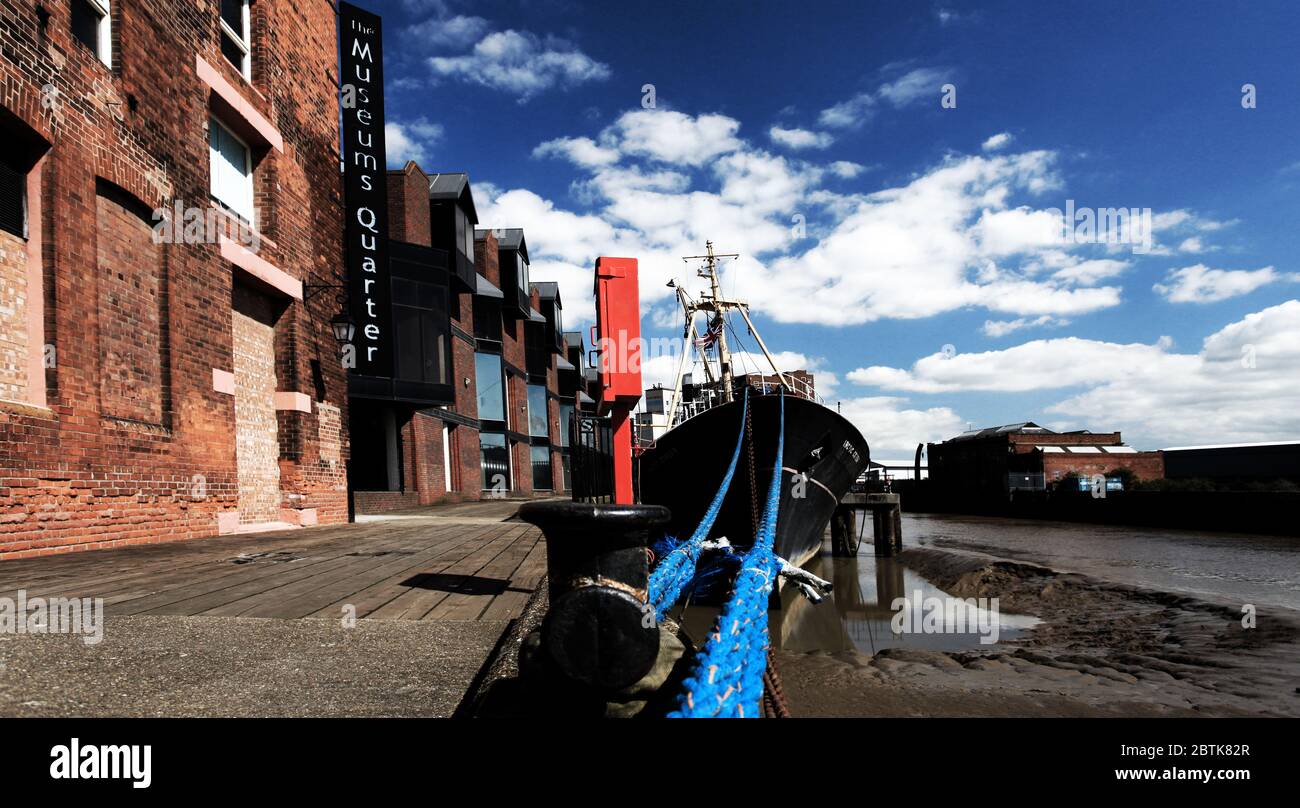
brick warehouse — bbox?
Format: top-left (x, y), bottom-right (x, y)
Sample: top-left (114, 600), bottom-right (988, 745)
top-left (348, 164), bottom-right (577, 514)
top-left (927, 422), bottom-right (1165, 500)
top-left (0, 1), bottom-right (349, 557)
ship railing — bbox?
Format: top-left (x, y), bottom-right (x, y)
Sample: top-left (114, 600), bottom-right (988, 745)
top-left (671, 376), bottom-right (825, 427)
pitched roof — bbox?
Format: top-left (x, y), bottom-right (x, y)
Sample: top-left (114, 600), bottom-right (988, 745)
top-left (490, 228), bottom-right (529, 262)
top-left (427, 172), bottom-right (478, 222)
top-left (949, 422), bottom-right (1055, 442)
top-left (532, 281), bottom-right (561, 307)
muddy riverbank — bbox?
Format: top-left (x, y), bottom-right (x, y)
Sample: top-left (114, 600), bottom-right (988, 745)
top-left (774, 546), bottom-right (1300, 717)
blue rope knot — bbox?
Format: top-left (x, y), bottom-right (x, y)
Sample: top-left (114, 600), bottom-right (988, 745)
top-left (646, 388), bottom-right (751, 621)
top-left (669, 390), bottom-right (786, 719)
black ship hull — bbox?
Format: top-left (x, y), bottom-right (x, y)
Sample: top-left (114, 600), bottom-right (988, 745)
top-left (638, 393), bottom-right (870, 568)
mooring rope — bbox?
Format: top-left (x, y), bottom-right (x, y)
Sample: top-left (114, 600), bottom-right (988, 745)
top-left (645, 388), bottom-right (751, 622)
top-left (670, 389), bottom-right (785, 719)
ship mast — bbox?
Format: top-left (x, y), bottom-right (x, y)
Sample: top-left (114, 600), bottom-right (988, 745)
top-left (683, 241), bottom-right (741, 403)
top-left (664, 241), bottom-right (799, 430)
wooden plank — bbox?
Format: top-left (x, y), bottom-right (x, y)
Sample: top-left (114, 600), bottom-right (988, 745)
top-left (131, 524), bottom-right (457, 617)
top-left (368, 525), bottom-right (528, 621)
top-left (425, 529), bottom-right (540, 621)
top-left (479, 536), bottom-right (548, 622)
top-left (303, 523), bottom-right (502, 619)
top-left (107, 523), bottom-right (444, 615)
top-left (235, 523), bottom-right (502, 619)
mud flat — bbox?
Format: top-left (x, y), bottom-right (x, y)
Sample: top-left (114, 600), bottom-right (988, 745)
top-left (776, 547), bottom-right (1300, 717)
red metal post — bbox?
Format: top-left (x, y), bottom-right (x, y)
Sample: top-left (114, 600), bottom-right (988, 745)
top-left (593, 256), bottom-right (643, 504)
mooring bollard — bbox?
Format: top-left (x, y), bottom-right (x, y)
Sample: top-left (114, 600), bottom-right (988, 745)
top-left (866, 493), bottom-right (903, 556)
top-left (518, 501), bottom-right (669, 692)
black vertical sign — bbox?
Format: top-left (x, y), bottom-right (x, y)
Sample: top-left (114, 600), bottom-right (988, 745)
top-left (340, 2), bottom-right (391, 377)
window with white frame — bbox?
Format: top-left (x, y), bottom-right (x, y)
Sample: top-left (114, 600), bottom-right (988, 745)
top-left (219, 0), bottom-right (252, 80)
top-left (209, 117), bottom-right (254, 223)
top-left (71, 0), bottom-right (111, 67)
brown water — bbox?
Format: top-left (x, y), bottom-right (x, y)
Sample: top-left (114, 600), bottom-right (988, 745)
top-left (768, 549), bottom-right (1041, 654)
top-left (680, 513), bottom-right (1300, 656)
top-left (904, 512), bottom-right (1300, 611)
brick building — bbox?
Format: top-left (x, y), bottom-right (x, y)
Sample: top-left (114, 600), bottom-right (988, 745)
top-left (0, 0), bottom-right (349, 557)
top-left (928, 422), bottom-right (1165, 499)
top-left (347, 167), bottom-right (574, 513)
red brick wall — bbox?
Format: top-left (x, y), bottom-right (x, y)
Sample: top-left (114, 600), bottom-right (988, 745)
top-left (0, 1), bottom-right (347, 558)
top-left (96, 186), bottom-right (165, 425)
top-left (386, 163), bottom-right (431, 246)
top-left (0, 228), bottom-right (30, 403)
top-left (1042, 452), bottom-right (1165, 484)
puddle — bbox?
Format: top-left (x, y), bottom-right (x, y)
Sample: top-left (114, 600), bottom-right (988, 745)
top-left (677, 544), bottom-right (1040, 655)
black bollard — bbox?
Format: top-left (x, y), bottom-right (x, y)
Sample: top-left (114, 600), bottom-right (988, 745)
top-left (518, 501), bottom-right (669, 692)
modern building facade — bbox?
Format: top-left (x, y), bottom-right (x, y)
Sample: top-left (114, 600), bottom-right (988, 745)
top-left (928, 422), bottom-right (1165, 499)
top-left (346, 167), bottom-right (574, 513)
top-left (0, 0), bottom-right (349, 557)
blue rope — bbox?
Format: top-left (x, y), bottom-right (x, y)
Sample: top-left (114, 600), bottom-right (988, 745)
top-left (670, 390), bottom-right (785, 718)
top-left (645, 388), bottom-right (750, 622)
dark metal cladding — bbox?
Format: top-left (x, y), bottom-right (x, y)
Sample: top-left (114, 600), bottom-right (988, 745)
top-left (639, 393), bottom-right (870, 569)
top-left (519, 501), bottom-right (669, 690)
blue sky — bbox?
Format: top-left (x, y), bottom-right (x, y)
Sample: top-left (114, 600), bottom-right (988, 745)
top-left (370, 0), bottom-right (1300, 457)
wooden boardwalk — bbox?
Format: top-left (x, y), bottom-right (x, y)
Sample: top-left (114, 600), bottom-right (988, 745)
top-left (0, 500), bottom-right (547, 623)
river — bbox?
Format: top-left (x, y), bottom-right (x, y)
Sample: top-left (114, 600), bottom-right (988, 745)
top-left (903, 512), bottom-right (1300, 611)
top-left (758, 512), bottom-right (1300, 656)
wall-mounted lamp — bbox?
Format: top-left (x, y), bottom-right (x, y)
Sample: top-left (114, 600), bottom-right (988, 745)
top-left (330, 309), bottom-right (356, 345)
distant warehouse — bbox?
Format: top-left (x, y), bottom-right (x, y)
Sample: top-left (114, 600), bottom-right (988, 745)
top-left (1162, 441), bottom-right (1300, 481)
top-left (928, 422), bottom-right (1165, 499)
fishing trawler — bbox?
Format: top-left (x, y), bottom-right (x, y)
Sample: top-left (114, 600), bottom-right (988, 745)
top-left (637, 243), bottom-right (870, 569)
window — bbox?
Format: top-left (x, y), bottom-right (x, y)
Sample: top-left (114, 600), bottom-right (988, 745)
top-left (220, 0), bottom-right (252, 80)
top-left (473, 298), bottom-right (501, 342)
top-left (480, 432), bottom-right (509, 492)
top-left (558, 403), bottom-right (574, 448)
top-left (516, 253), bottom-right (529, 291)
top-left (531, 445), bottom-right (552, 491)
top-left (527, 385), bottom-right (548, 438)
top-left (474, 352), bottom-right (505, 422)
top-left (71, 0), bottom-right (111, 67)
top-left (393, 277), bottom-right (448, 385)
top-left (454, 206), bottom-right (475, 260)
top-left (0, 156), bottom-right (26, 239)
top-left (209, 117), bottom-right (254, 222)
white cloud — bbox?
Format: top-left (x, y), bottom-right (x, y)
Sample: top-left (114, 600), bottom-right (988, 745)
top-left (981, 315), bottom-right (1069, 337)
top-left (613, 110), bottom-right (743, 166)
top-left (1051, 300), bottom-right (1300, 446)
top-left (740, 150), bottom-right (1128, 325)
top-left (819, 66), bottom-right (952, 129)
top-left (847, 336), bottom-right (1174, 394)
top-left (828, 160), bottom-right (868, 178)
top-left (768, 126), bottom-right (834, 150)
top-left (1153, 264), bottom-right (1294, 303)
top-left (404, 14), bottom-right (491, 49)
top-left (1050, 258), bottom-right (1129, 286)
top-left (532, 136), bottom-right (619, 168)
top-left (840, 397), bottom-right (966, 458)
top-left (385, 117), bottom-right (444, 165)
top-left (848, 301), bottom-right (1300, 448)
top-left (428, 30), bottom-right (610, 101)
top-left (981, 132), bottom-right (1013, 151)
